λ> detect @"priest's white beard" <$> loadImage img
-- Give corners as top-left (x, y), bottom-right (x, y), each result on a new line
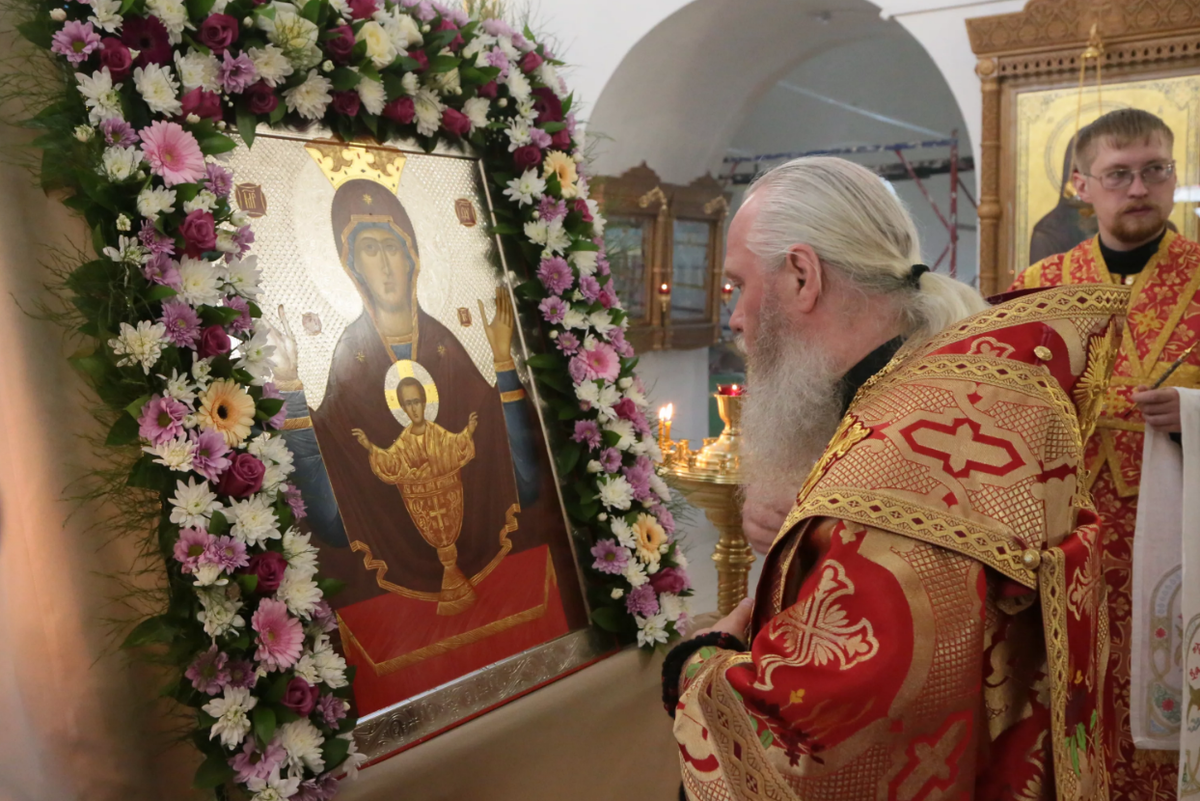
top-left (740, 297), bottom-right (845, 498)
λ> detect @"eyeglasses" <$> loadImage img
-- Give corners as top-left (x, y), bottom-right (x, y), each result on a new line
top-left (1085, 161), bottom-right (1176, 191)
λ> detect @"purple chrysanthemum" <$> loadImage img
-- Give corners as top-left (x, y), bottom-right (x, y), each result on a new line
top-left (317, 693), bottom-right (348, 728)
top-left (571, 419), bottom-right (601, 449)
top-left (590, 538), bottom-right (628, 575)
top-left (484, 47), bottom-right (510, 78)
top-left (537, 196), bottom-right (566, 223)
top-left (538, 295), bottom-right (567, 324)
top-left (207, 534), bottom-right (248, 572)
top-left (260, 381), bottom-right (287, 429)
top-left (295, 775), bottom-right (340, 801)
top-left (100, 118), bottom-right (139, 147)
top-left (173, 527), bottom-right (215, 573)
top-left (138, 394), bottom-right (189, 445)
top-left (224, 658), bottom-right (257, 689)
top-left (51, 20), bottom-right (101, 65)
top-left (625, 584), bottom-right (660, 617)
top-left (139, 222), bottom-right (176, 256)
top-left (599, 447), bottom-right (622, 473)
top-left (283, 483), bottom-right (308, 521)
top-left (204, 162), bottom-right (233, 197)
top-left (537, 257), bottom-right (572, 295)
top-left (230, 736), bottom-right (286, 785)
top-left (608, 326), bottom-right (635, 358)
top-left (311, 600), bottom-right (337, 633)
top-left (556, 331), bottom-right (580, 355)
top-left (622, 455), bottom-right (655, 503)
top-left (190, 427), bottom-right (232, 482)
top-left (159, 299), bottom-right (201, 348)
top-left (224, 295), bottom-right (253, 335)
top-left (652, 503), bottom-right (676, 535)
top-left (529, 127), bottom-right (552, 150)
top-left (185, 644), bottom-right (230, 695)
top-left (568, 354), bottom-right (589, 385)
top-left (579, 275), bottom-right (602, 302)
top-left (217, 50), bottom-right (258, 94)
top-left (232, 224), bottom-right (254, 259)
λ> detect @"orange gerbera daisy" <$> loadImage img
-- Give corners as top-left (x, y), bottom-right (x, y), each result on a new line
top-left (197, 378), bottom-right (256, 446)
top-left (542, 150), bottom-right (579, 199)
top-left (632, 512), bottom-right (667, 564)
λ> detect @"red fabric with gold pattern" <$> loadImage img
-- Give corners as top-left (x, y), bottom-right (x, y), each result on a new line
top-left (670, 286), bottom-right (1127, 800)
top-left (1013, 234), bottom-right (1200, 801)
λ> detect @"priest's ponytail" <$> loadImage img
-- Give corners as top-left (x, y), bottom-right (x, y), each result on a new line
top-left (745, 156), bottom-right (987, 341)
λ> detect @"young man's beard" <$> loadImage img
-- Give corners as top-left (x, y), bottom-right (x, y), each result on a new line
top-left (739, 296), bottom-right (845, 500)
top-left (1110, 199), bottom-right (1169, 245)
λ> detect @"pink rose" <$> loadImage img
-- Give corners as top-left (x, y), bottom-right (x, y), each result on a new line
top-left (180, 209), bottom-right (217, 257)
top-left (520, 51), bottom-right (544, 73)
top-left (477, 81), bottom-right (497, 99)
top-left (347, 0), bottom-right (377, 19)
top-left (649, 567), bottom-right (690, 595)
top-left (573, 198), bottom-right (592, 221)
top-left (217, 452), bottom-right (266, 498)
top-left (441, 108), bottom-right (471, 137)
top-left (612, 397), bottom-right (638, 422)
top-left (531, 88), bottom-right (562, 123)
top-left (550, 129), bottom-right (571, 150)
top-left (331, 90), bottom-right (360, 117)
top-left (244, 550), bottom-right (287, 594)
top-left (244, 80), bottom-right (278, 115)
top-left (435, 19), bottom-right (463, 51)
top-left (198, 13), bottom-right (238, 55)
top-left (197, 325), bottom-right (231, 358)
top-left (383, 96), bottom-right (415, 124)
top-left (410, 50), bottom-right (429, 72)
top-left (326, 25), bottom-right (355, 64)
top-left (98, 37), bottom-right (132, 82)
top-left (282, 677), bottom-right (320, 716)
top-left (512, 145), bottom-right (541, 170)
top-left (180, 87), bottom-right (222, 122)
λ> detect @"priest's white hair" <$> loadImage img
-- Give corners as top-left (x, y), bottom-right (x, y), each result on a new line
top-left (745, 156), bottom-right (987, 341)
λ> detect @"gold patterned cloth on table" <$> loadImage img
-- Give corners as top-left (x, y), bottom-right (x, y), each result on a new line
top-left (671, 284), bottom-right (1127, 801)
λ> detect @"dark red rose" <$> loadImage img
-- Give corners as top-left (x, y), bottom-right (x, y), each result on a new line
top-left (441, 107), bottom-right (470, 137)
top-left (531, 87), bottom-right (562, 123)
top-left (198, 13), bottom-right (238, 55)
top-left (435, 19), bottom-right (463, 51)
top-left (245, 550), bottom-right (287, 594)
top-left (512, 145), bottom-right (542, 171)
top-left (180, 87), bottom-right (222, 122)
top-left (477, 81), bottom-right (497, 99)
top-left (573, 198), bottom-right (593, 221)
top-left (347, 0), bottom-right (377, 20)
top-left (331, 90), bottom-right (361, 117)
top-left (550, 129), bottom-right (571, 150)
top-left (197, 324), bottom-right (231, 358)
top-left (520, 50), bottom-right (543, 73)
top-left (180, 210), bottom-right (217, 257)
top-left (410, 49), bottom-right (429, 72)
top-left (612, 397), bottom-right (638, 422)
top-left (383, 96), bottom-right (415, 124)
top-left (649, 567), bottom-right (690, 595)
top-left (282, 677), bottom-right (320, 717)
top-left (121, 15), bottom-right (172, 67)
top-left (217, 451), bottom-right (266, 498)
top-left (98, 37), bottom-right (132, 82)
top-left (244, 81), bottom-right (278, 115)
top-left (326, 24), bottom-right (355, 64)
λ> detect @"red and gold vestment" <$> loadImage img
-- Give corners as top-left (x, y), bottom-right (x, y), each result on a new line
top-left (672, 285), bottom-right (1127, 801)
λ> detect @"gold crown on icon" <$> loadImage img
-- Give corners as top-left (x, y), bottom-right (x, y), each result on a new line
top-left (304, 140), bottom-right (407, 193)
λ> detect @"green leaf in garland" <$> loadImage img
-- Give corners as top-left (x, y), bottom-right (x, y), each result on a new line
top-left (541, 121), bottom-right (566, 134)
top-left (17, 18), bottom-right (53, 49)
top-left (252, 705), bottom-right (276, 747)
top-left (322, 735), bottom-right (351, 770)
top-left (187, 0), bottom-right (216, 21)
top-left (236, 573), bottom-right (259, 595)
top-left (266, 671), bottom-right (290, 703)
top-left (197, 131), bottom-right (238, 156)
top-left (317, 577), bottom-right (347, 598)
top-left (300, 0), bottom-right (322, 23)
top-left (127, 453), bottom-right (172, 491)
top-left (269, 102), bottom-right (287, 124)
top-left (208, 510), bottom-right (229, 535)
top-left (121, 615), bottom-right (177, 649)
top-left (235, 104), bottom-right (258, 149)
top-left (193, 754), bottom-right (235, 790)
top-left (69, 353), bottom-right (113, 383)
top-left (146, 284), bottom-right (178, 301)
top-left (257, 397), bottom-right (284, 418)
top-left (105, 414), bottom-right (141, 446)
top-left (427, 54), bottom-right (461, 74)
top-left (590, 606), bottom-right (625, 633)
top-left (330, 67), bottom-right (361, 91)
top-left (275, 705), bottom-right (301, 724)
top-left (557, 442), bottom-right (581, 475)
top-left (383, 73), bottom-right (408, 100)
top-left (525, 352), bottom-right (560, 370)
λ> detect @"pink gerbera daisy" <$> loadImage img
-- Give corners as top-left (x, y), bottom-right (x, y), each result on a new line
top-left (581, 342), bottom-right (620, 382)
top-left (52, 20), bottom-right (101, 65)
top-left (139, 120), bottom-right (207, 187)
top-left (252, 598), bottom-right (304, 671)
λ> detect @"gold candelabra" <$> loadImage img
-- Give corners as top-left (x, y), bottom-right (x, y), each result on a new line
top-left (657, 390), bottom-right (754, 616)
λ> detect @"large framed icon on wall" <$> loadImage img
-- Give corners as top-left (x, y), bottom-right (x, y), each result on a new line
top-left (226, 127), bottom-right (610, 763)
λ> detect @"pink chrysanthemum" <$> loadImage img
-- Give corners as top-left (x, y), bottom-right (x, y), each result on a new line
top-left (579, 275), bottom-right (602, 303)
top-left (139, 120), bottom-right (207, 187)
top-left (259, 381), bottom-right (287, 429)
top-left (185, 644), bottom-right (230, 695)
top-left (52, 20), bottom-right (100, 65)
top-left (537, 257), bottom-right (572, 295)
top-left (204, 162), bottom-right (233, 197)
top-left (581, 342), bottom-right (620, 382)
top-left (173, 527), bottom-right (215, 573)
top-left (225, 296), bottom-right (253, 335)
top-left (252, 598), bottom-right (304, 671)
top-left (555, 331), bottom-right (580, 355)
top-left (190, 427), bottom-right (232, 482)
top-left (207, 535), bottom-right (248, 572)
top-left (538, 296), bottom-right (567, 324)
top-left (230, 736), bottom-right (286, 785)
top-left (138, 394), bottom-right (189, 445)
top-left (159, 299), bottom-right (201, 348)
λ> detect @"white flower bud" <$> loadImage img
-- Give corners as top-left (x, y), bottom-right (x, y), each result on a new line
top-left (498, 98), bottom-right (507, 108)
top-left (549, 330), bottom-right (558, 340)
top-left (322, 59), bottom-right (334, 72)
top-left (243, 16), bottom-right (253, 26)
top-left (128, 48), bottom-right (140, 60)
top-left (116, 214), bottom-right (131, 232)
top-left (531, 210), bottom-right (540, 220)
top-left (186, 113), bottom-right (201, 124)
top-left (73, 125), bottom-right (94, 142)
top-left (217, 121), bottom-right (227, 130)
top-left (618, 377), bottom-right (632, 389)
top-left (586, 460), bottom-right (602, 474)
top-left (574, 152), bottom-right (584, 162)
top-left (598, 512), bottom-right (607, 521)
top-left (610, 588), bottom-right (624, 599)
top-left (421, 23), bottom-right (430, 32)
top-left (50, 8), bottom-right (66, 21)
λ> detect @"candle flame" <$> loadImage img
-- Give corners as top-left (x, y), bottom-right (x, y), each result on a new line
top-left (659, 282), bottom-right (670, 293)
top-left (732, 384), bottom-right (739, 392)
top-left (658, 403), bottom-right (674, 421)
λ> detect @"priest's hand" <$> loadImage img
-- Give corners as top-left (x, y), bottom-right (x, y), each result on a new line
top-left (1133, 385), bottom-right (1182, 433)
top-left (742, 483), bottom-right (795, 554)
top-left (692, 597), bottom-right (753, 641)
top-left (479, 287), bottom-right (516, 365)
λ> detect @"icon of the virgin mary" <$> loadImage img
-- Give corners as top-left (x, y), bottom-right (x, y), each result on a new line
top-left (276, 178), bottom-right (544, 607)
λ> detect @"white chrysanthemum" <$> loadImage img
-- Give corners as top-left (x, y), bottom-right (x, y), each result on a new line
top-left (312, 639), bottom-right (348, 687)
top-left (429, 67), bottom-right (460, 95)
top-left (264, 8), bottom-right (321, 69)
top-left (182, 189), bottom-right (217, 214)
top-left (624, 386), bottom-right (648, 409)
top-left (623, 558), bottom-right (648, 588)
top-left (544, 219), bottom-right (571, 255)
top-left (109, 320), bottom-right (168, 374)
top-left (575, 380), bottom-right (599, 406)
top-left (400, 71), bottom-right (419, 96)
top-left (327, 0), bottom-right (350, 18)
top-left (523, 219), bottom-right (548, 245)
top-left (562, 308), bottom-right (588, 331)
top-left (284, 69), bottom-right (332, 120)
top-left (586, 201), bottom-right (606, 237)
top-left (537, 62), bottom-right (565, 98)
top-left (496, 35), bottom-right (519, 60)
top-left (503, 169), bottom-right (545, 207)
top-left (504, 68), bottom-right (531, 102)
top-left (279, 719), bottom-right (325, 774)
top-left (357, 75), bottom-right (386, 116)
top-left (101, 145), bottom-right (142, 181)
top-left (597, 383), bottom-right (621, 412)
top-left (203, 686), bottom-right (256, 749)
top-left (249, 432), bottom-right (294, 471)
top-left (144, 435), bottom-right (195, 472)
top-left (100, 234), bottom-right (146, 266)
top-left (160, 368), bottom-right (198, 404)
top-left (381, 8), bottom-right (422, 50)
top-left (247, 45), bottom-right (294, 88)
top-left (137, 186), bottom-right (177, 221)
top-left (192, 562), bottom-right (227, 587)
top-left (636, 613), bottom-right (670, 647)
top-left (169, 476), bottom-right (221, 527)
top-left (177, 257), bottom-right (223, 307)
top-left (277, 571), bottom-right (321, 618)
top-left (611, 517), bottom-right (636, 549)
top-left (413, 87), bottom-right (444, 137)
top-left (606, 419), bottom-right (637, 452)
top-left (228, 495), bottom-right (280, 546)
top-left (589, 309), bottom-right (616, 336)
top-left (196, 588), bottom-right (245, 638)
top-left (649, 473), bottom-right (671, 503)
top-left (462, 96), bottom-right (490, 131)
top-left (76, 68), bottom-right (124, 124)
top-left (505, 118), bottom-right (532, 151)
top-left (357, 21), bottom-right (396, 69)
top-left (247, 777), bottom-right (301, 801)
top-left (340, 734), bottom-right (369, 779)
top-left (674, 549), bottom-right (689, 571)
top-left (461, 31), bottom-right (495, 59)
top-left (281, 527), bottom-right (318, 576)
top-left (145, 0), bottom-right (188, 42)
top-left (88, 0), bottom-right (123, 32)
top-left (236, 328), bottom-right (276, 383)
top-left (571, 250), bottom-right (599, 277)
top-left (133, 63), bottom-right (182, 116)
top-left (659, 593), bottom-right (691, 626)
top-left (215, 230), bottom-right (238, 255)
top-left (598, 475), bottom-right (634, 511)
top-left (224, 254), bottom-right (262, 299)
top-left (191, 356), bottom-right (214, 389)
top-left (292, 652), bottom-right (319, 685)
top-left (175, 48), bottom-right (220, 92)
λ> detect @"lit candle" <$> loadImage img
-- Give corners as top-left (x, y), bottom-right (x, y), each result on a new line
top-left (657, 403), bottom-right (674, 457)
top-left (721, 282), bottom-right (734, 303)
top-left (659, 282), bottom-right (670, 295)
top-left (717, 384), bottom-right (744, 396)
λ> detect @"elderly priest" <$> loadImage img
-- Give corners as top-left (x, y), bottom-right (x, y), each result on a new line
top-left (662, 157), bottom-right (1126, 801)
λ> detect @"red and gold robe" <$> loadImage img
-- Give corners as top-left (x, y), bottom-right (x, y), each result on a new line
top-left (1012, 233), bottom-right (1200, 800)
top-left (672, 285), bottom-right (1128, 800)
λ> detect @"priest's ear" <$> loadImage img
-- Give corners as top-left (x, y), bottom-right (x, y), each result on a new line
top-left (783, 243), bottom-right (822, 314)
